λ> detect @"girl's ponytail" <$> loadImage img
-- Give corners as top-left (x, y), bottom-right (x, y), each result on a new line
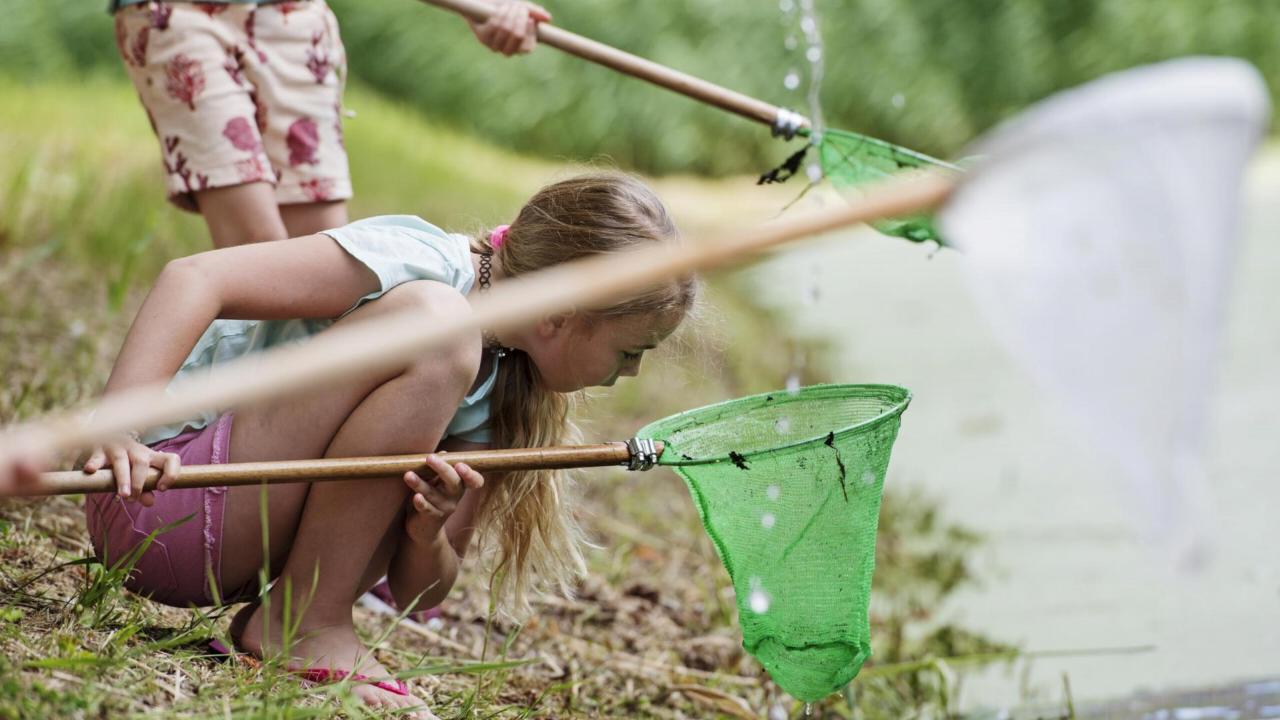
top-left (469, 172), bottom-right (695, 618)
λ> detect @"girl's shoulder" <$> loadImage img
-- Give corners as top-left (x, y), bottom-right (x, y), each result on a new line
top-left (321, 215), bottom-right (477, 302)
top-left (338, 214), bottom-right (448, 235)
top-left (327, 215), bottom-right (463, 253)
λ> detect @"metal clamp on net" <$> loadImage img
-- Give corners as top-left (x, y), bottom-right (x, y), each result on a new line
top-left (772, 108), bottom-right (806, 140)
top-left (625, 437), bottom-right (660, 471)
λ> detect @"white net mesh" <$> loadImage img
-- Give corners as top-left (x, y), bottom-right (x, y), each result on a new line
top-left (939, 58), bottom-right (1269, 569)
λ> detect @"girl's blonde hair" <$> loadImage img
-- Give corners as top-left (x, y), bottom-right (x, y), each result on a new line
top-left (470, 172), bottom-right (696, 617)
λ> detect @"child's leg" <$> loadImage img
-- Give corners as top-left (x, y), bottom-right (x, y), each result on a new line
top-left (195, 184), bottom-right (290, 248)
top-left (215, 282), bottom-right (478, 712)
top-left (279, 201), bottom-right (348, 238)
top-left (194, 169), bottom-right (350, 248)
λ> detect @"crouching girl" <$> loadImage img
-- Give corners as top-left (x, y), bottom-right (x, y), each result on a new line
top-left (83, 172), bottom-right (695, 716)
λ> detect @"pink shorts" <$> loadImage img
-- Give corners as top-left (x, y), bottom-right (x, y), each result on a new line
top-left (85, 413), bottom-right (247, 608)
top-left (114, 0), bottom-right (351, 212)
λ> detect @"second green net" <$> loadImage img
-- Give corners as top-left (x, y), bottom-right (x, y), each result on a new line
top-left (638, 384), bottom-right (911, 701)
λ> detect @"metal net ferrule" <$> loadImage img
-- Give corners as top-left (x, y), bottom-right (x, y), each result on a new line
top-left (625, 438), bottom-right (660, 471)
top-left (772, 108), bottom-right (806, 140)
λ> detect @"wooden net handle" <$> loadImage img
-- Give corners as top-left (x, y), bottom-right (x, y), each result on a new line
top-left (29, 442), bottom-right (658, 497)
top-left (419, 0), bottom-right (807, 134)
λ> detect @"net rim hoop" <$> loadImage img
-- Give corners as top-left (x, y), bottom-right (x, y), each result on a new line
top-left (642, 383), bottom-right (911, 468)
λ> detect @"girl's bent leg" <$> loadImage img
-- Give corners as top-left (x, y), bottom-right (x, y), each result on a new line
top-left (212, 283), bottom-right (477, 715)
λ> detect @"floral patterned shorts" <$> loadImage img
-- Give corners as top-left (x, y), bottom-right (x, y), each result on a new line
top-left (114, 1), bottom-right (352, 212)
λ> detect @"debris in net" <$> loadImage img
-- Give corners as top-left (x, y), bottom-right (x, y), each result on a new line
top-left (824, 431), bottom-right (849, 501)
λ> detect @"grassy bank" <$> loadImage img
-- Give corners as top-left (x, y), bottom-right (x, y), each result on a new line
top-left (0, 77), bottom-right (1008, 718)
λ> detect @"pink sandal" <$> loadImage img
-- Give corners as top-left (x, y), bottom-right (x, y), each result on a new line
top-left (208, 638), bottom-right (410, 697)
top-left (291, 666), bottom-right (410, 696)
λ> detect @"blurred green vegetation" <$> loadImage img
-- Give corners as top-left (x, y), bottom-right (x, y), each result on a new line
top-left (4, 0), bottom-right (1277, 176)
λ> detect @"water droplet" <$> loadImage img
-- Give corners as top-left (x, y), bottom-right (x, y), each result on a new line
top-left (778, 0), bottom-right (794, 12)
top-left (785, 373), bottom-right (801, 394)
top-left (425, 616), bottom-right (445, 632)
top-left (805, 162), bottom-right (823, 183)
top-left (799, 16), bottom-right (816, 34)
top-left (804, 703), bottom-right (813, 717)
top-left (861, 469), bottom-right (877, 486)
top-left (766, 484), bottom-right (781, 501)
top-left (806, 46), bottom-right (822, 63)
top-left (891, 92), bottom-right (906, 109)
top-left (802, 283), bottom-right (820, 305)
top-left (784, 35), bottom-right (798, 51)
top-left (783, 72), bottom-right (801, 91)
top-left (68, 319), bottom-right (86, 338)
top-left (774, 417), bottom-right (792, 434)
top-left (799, 0), bottom-right (814, 12)
top-left (761, 513), bottom-right (777, 530)
top-left (749, 589), bottom-right (771, 614)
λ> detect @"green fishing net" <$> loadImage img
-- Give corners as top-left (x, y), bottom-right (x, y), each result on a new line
top-left (637, 384), bottom-right (911, 701)
top-left (819, 129), bottom-right (957, 244)
top-left (760, 128), bottom-right (959, 245)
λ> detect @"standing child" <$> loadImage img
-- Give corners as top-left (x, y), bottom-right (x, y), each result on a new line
top-left (81, 172), bottom-right (696, 717)
top-left (111, 0), bottom-right (549, 249)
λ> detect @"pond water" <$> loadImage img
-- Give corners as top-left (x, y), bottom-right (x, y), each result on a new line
top-left (745, 151), bottom-right (1280, 707)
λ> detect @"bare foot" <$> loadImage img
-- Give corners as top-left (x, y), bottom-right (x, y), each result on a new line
top-left (234, 602), bottom-right (436, 718)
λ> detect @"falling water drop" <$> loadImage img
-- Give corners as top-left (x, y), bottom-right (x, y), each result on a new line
top-left (806, 162), bottom-right (823, 183)
top-left (761, 512), bottom-right (777, 530)
top-left (861, 469), bottom-right (877, 486)
top-left (805, 46), bottom-right (822, 63)
top-left (774, 417), bottom-right (792, 434)
top-left (783, 71), bottom-right (801, 90)
top-left (779, 0), bottom-right (795, 13)
top-left (748, 575), bottom-right (770, 614)
top-left (766, 484), bottom-right (781, 501)
top-left (799, 16), bottom-right (816, 35)
top-left (804, 703), bottom-right (813, 717)
top-left (784, 35), bottom-right (798, 51)
top-left (891, 92), bottom-right (906, 109)
top-left (802, 282), bottom-right (820, 305)
top-left (785, 373), bottom-right (801, 394)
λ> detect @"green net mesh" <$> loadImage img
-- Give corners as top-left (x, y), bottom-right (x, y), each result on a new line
top-left (816, 129), bottom-right (957, 245)
top-left (637, 384), bottom-right (911, 701)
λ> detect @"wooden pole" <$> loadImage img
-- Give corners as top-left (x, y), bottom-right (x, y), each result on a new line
top-left (419, 0), bottom-right (807, 133)
top-left (0, 170), bottom-right (954, 469)
top-left (28, 442), bottom-right (660, 497)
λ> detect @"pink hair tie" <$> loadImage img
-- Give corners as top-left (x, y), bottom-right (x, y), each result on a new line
top-left (489, 224), bottom-right (510, 249)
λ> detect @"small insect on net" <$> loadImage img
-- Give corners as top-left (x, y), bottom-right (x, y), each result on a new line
top-left (638, 384), bottom-right (911, 701)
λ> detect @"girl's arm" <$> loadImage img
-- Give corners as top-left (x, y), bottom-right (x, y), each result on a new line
top-left (389, 439), bottom-right (493, 612)
top-left (86, 234), bottom-right (381, 501)
top-left (104, 234), bottom-right (379, 394)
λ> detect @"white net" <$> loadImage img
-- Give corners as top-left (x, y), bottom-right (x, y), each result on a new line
top-left (939, 58), bottom-right (1269, 569)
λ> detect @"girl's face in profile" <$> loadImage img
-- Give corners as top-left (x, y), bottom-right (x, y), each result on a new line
top-left (529, 310), bottom-right (683, 393)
